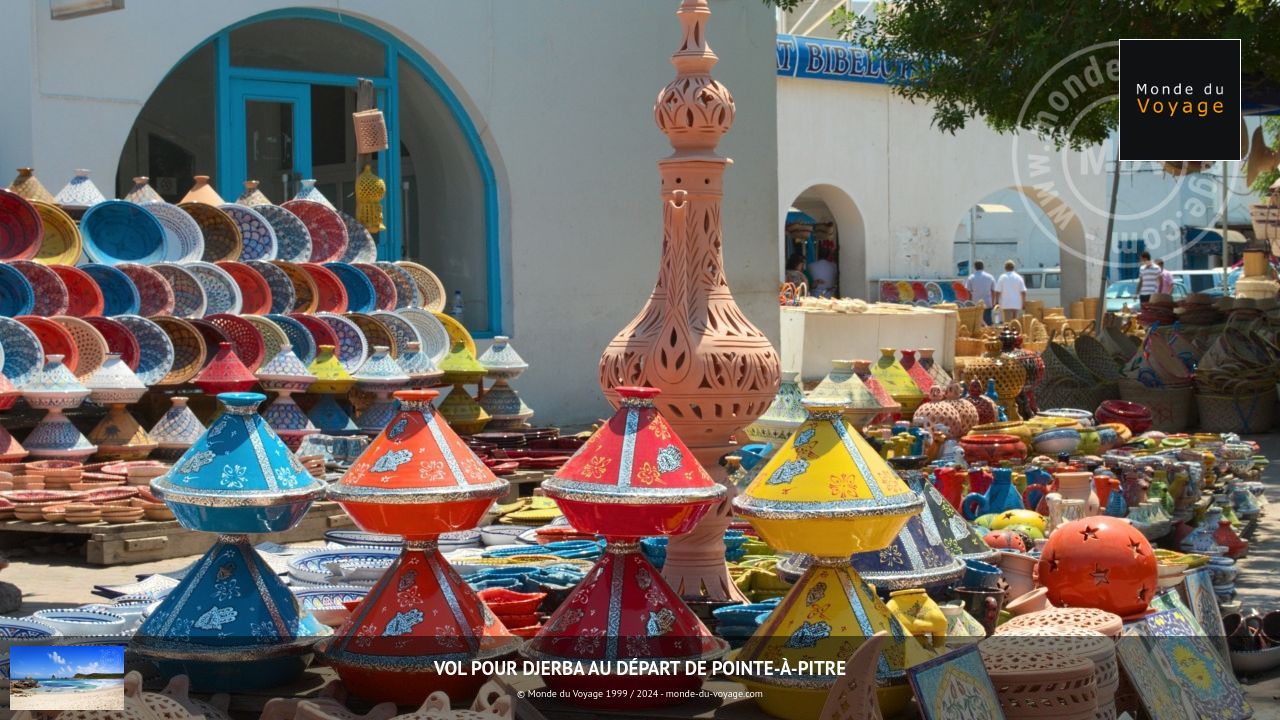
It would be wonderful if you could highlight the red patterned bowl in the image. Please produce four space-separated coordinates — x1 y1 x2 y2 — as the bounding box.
958 433 1028 466
10 260 67 316
0 189 42 261
1094 400 1152 435
282 200 348 263
204 313 266 372
288 313 340 349
215 260 272 315
116 262 175 317
16 316 79 374
84 317 141 370
352 262 398 311
185 318 230 367
270 260 319 313
300 263 348 313
50 265 104 318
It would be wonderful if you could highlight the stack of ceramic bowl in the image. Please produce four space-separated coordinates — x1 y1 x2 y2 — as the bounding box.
477 336 533 430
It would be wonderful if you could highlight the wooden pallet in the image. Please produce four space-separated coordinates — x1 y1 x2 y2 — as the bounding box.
0 501 355 565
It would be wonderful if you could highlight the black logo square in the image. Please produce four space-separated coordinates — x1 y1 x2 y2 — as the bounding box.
1119 38 1240 161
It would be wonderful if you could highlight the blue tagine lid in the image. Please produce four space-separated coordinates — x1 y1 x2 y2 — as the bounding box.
352 346 409 388
151 392 325 534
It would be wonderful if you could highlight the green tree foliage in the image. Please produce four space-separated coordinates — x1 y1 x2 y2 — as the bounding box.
766 0 1280 151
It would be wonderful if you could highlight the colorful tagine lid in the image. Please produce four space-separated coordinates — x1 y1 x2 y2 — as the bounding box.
478 381 533 423
10 167 56 204
308 345 355 394
238 180 272 206
808 360 882 427
194 342 258 395
329 389 508 537
734 399 922 556
149 396 205 450
152 393 324 525
478 335 528 380
124 177 164 204
870 348 925 414
396 341 443 384
255 345 316 393
852 359 902 422
438 341 488 385
23 354 90 409
54 169 106 210
0 369 20 411
293 179 334 208
745 370 807 444
85 353 148 406
180 175 226 205
353 346 409 387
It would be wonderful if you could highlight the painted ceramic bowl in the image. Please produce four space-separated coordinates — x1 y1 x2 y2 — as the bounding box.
50 265 104 317
0 263 35 317
152 262 207 318
353 262 398 311
181 202 242 262
81 200 167 264
30 608 127 636
253 204 311 263
219 203 277 261
291 585 370 627
301 263 348 313
338 210 376 263
138 201 204 263
31 200 81 265
1031 428 1081 455
1095 399 1152 434
183 261 243 316
0 189 44 261
958 433 1027 465
216 261 273 315
117 262 175 317
324 262 376 314
1037 408 1095 427
283 199 348 263
376 261 418 308
206 313 267 372
10 260 68 316
246 259 296 314
84 316 141 371
81 264 141 317
0 316 46 387
266 313 318 365
968 420 1033 448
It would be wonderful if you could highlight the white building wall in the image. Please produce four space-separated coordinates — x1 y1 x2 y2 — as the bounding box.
0 0 780 428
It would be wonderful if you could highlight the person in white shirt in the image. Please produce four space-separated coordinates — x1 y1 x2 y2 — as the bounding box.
965 261 996 325
807 247 837 298
1136 252 1162 304
995 260 1027 321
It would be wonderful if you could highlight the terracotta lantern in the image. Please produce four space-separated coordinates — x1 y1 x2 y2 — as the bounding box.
527 387 729 708
597 0 781 603
733 399 928 720
319 389 517 706
1036 515 1158 620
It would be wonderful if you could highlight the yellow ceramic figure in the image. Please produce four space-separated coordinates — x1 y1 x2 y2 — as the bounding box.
355 164 386 234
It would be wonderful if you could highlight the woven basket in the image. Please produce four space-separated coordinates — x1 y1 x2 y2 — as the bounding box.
1038 377 1114 412
1043 330 1096 385
1118 378 1194 432
1075 334 1123 381
957 305 984 331
1195 391 1277 434
956 326 993 356
353 109 390 154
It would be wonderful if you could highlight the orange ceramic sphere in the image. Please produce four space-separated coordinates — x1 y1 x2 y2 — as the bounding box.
983 529 1028 553
1037 516 1157 619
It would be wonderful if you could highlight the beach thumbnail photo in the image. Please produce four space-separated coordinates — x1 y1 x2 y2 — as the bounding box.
8 645 124 711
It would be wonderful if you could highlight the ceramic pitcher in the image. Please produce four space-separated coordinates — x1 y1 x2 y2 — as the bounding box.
962 467 1024 521
886 588 947 649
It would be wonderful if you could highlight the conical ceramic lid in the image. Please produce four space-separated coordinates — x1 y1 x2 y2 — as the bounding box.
149 396 205 448
478 380 533 420
89 405 155 454
152 392 324 508
54 169 106 209
0 370 20 411
256 345 316 391
124 177 164 204
238 180 272 206
135 536 318 659
733 400 922 556
852 359 902 421
437 384 490 433
478 336 527 379
542 386 725 505
748 371 807 436
397 341 443 384
526 549 726 663
25 412 95 458
870 348 924 412
10 168 56 204
308 345 355 394
808 360 882 426
307 394 360 434
438 341 487 385
194 342 258 395
23 355 90 407
263 396 318 446
321 542 518 670
353 346 409 385
292 179 334 209
180 175 226 205
85 353 148 405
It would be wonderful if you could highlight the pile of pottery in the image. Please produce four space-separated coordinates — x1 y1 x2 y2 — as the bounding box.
1191 321 1280 433
1118 324 1196 431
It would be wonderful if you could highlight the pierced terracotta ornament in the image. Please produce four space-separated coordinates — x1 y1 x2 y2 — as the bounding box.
1037 516 1158 620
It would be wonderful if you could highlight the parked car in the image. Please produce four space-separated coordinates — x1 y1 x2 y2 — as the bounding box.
1104 279 1189 312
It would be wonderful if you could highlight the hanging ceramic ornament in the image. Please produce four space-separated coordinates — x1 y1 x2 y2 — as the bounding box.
257 345 318 450
352 346 409 435
527 387 729 708
149 396 205 462
307 345 358 435
355 165 386 234
23 354 96 461
478 336 533 430
807 359 882 428
320 389 516 705
86 353 156 461
437 341 490 434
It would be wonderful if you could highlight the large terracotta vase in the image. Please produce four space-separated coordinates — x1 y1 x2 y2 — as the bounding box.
597 0 780 603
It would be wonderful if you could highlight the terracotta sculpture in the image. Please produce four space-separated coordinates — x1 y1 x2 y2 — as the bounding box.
597 0 780 602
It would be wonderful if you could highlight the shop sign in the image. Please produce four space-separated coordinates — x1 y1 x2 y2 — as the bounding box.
776 34 915 85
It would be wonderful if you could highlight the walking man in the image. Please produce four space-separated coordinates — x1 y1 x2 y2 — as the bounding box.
965 261 996 325
1137 252 1161 305
995 260 1027 322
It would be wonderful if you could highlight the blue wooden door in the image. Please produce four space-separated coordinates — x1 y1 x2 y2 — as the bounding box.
227 79 312 204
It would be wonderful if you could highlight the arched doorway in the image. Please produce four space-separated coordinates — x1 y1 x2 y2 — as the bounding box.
114 10 503 335
784 184 866 298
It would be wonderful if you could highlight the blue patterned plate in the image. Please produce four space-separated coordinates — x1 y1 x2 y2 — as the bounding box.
220 204 278 261
114 315 175 385
369 310 422 357
80 200 167 264
0 264 35 317
338 210 377 264
265 313 317 366
291 584 369 623
153 262 207 318
315 312 368 373
80 264 140 317
375 261 419 309
287 548 399 586
141 201 204 263
183 261 242 316
0 616 59 640
322 262 376 314
247 260 296 314
0 316 43 387
253 204 312 263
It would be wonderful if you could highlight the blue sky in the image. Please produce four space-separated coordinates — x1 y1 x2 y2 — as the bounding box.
10 646 124 678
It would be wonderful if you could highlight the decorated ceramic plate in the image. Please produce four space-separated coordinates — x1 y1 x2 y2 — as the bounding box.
83 316 140 371
352 262 397 311
287 548 399 586
369 310 422 357
116 262 175 318
151 263 206 319
140 201 203 263
324 262 376 314
151 316 206 386
181 203 242 262
265 313 317 366
215 260 272 315
395 308 450 364
185 318 229 368
315 312 368 374
271 261 319 313
17 316 79 379
343 313 395 355
338 209 377 264
183 261 242 316
300 262 348 313
10 260 68 317
0 263 35 318
375 261 418 309
31 200 81 266
287 313 340 355
81 264 140 317
241 315 290 368
49 316 108 382
113 315 175 386
291 584 370 624
395 261 446 312
0 316 44 387
205 313 267 372
432 310 477 357
81 200 167 264
218 203 277 261
253 204 311 263
282 199 348 264
49 266 102 318
246 260 296 315
0 188 43 262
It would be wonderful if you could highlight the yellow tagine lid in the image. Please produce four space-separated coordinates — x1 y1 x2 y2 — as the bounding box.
807 359 882 427
870 348 925 411
733 399 922 556
307 345 354 394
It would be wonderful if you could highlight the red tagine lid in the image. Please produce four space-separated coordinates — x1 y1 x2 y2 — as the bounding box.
541 386 725 506
192 342 258 395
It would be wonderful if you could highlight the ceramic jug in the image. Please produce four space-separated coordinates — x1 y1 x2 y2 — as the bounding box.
998 551 1039 600
932 467 964 512
953 587 1002 636
1044 492 1066 533
1103 479 1128 517
962 467 1023 521
886 589 947 649
939 603 986 646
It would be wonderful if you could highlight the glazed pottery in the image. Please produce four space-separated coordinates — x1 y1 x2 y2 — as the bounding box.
81 200 167 264
1031 427 1081 455
899 349 935 394
193 342 258 394
745 370 807 444
808 359 882 427
1024 470 1099 516
1037 516 1157 619
962 467 1024 521
478 379 534 430
957 433 1026 467
1095 399 1152 434
23 356 95 460
939 602 986 646
961 559 1002 590
352 346 410 435
852 358 902 423
1005 587 1051 616
477 335 528 379
149 396 205 462
258 345 319 450
396 340 443 388
953 587 1003 636
180 175 226 205
961 378 999 425
886 588 947 648
54 169 106 211
10 167 56 204
307 344 354 394
85 353 154 460
932 467 964 511
1214 519 1248 559
870 348 925 416
998 551 1039 600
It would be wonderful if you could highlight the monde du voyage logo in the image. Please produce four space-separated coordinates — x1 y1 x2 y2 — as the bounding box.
1119 39 1241 161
